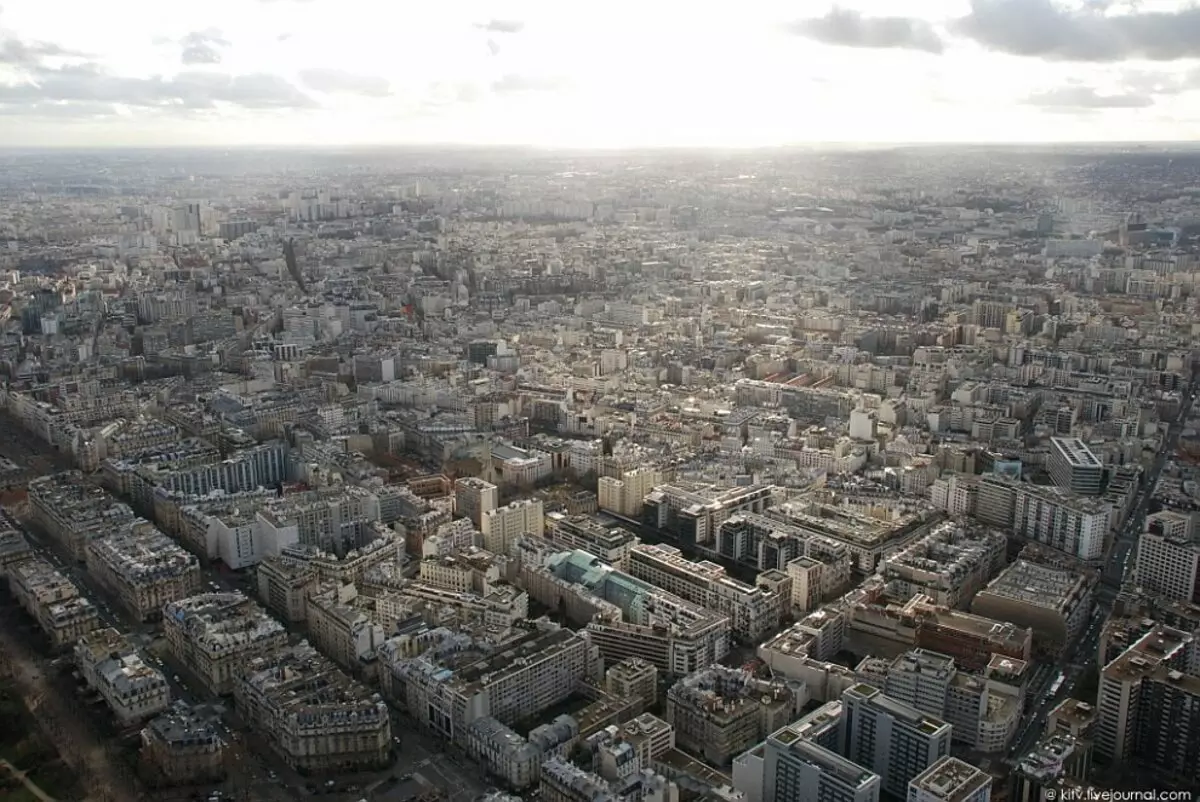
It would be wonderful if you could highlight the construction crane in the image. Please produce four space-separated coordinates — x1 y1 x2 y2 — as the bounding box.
283 238 307 294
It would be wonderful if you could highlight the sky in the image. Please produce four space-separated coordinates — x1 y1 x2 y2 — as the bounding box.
2 0 1200 147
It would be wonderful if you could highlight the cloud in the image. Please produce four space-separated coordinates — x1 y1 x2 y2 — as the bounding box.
0 64 317 111
785 7 945 54
487 38 501 57
475 19 524 34
180 29 229 65
0 101 118 119
1025 85 1153 109
955 0 1200 61
298 68 390 96
0 38 88 68
491 74 566 94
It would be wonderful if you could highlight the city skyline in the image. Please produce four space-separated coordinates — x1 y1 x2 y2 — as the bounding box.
4 0 1200 147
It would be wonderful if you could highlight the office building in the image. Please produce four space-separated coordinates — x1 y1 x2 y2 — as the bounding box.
235 641 391 772
840 684 951 799
545 512 639 569
1048 437 1103 496
907 757 991 802
1137 512 1200 604
162 592 287 695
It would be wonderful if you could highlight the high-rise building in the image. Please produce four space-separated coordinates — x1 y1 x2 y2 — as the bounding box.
1136 512 1200 605
1047 437 1103 496
455 477 498 528
481 498 544 556
750 703 881 802
839 684 951 799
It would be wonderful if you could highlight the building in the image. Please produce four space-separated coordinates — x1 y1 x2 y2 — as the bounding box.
971 560 1094 654
975 475 1110 561
162 592 287 695
545 512 639 569
665 666 797 766
840 684 951 799
235 641 391 773
0 514 32 580
1010 734 1091 802
1095 626 1198 776
738 703 881 802
256 556 317 623
629 543 782 644
456 477 498 528
465 717 541 790
1136 512 1200 604
606 657 659 711
28 472 137 560
75 627 171 725
85 519 201 621
9 557 100 648
1048 437 1103 496
140 703 226 786
880 522 1005 609
481 498 544 555
907 757 991 802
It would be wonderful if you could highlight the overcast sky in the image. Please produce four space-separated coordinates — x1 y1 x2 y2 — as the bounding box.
2 0 1200 147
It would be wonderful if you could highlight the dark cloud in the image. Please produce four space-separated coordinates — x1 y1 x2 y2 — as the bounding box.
490 74 565 93
475 20 524 34
180 29 229 65
0 38 88 67
0 64 317 110
298 68 390 96
956 0 1200 61
1025 85 1153 109
784 7 945 54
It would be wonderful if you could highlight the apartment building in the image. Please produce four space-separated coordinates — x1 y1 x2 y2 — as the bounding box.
1095 626 1197 772
86 519 201 621
255 485 381 555
971 560 1094 653
597 466 663 519
140 703 226 786
629 543 780 644
235 642 391 773
76 627 170 724
605 657 659 711
481 498 544 555
665 666 797 766
455 477 498 527
1137 512 1200 604
387 625 596 743
9 557 100 648
465 717 541 790
643 482 772 548
28 472 137 560
976 475 1109 561
304 582 386 672
0 514 32 579
256 556 317 622
162 592 287 695
880 522 1005 609
840 684 952 799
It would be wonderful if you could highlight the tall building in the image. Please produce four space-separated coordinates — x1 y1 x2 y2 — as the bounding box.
481 498 544 556
839 684 951 799
1136 512 1200 604
975 475 1109 561
907 757 992 802
455 477 498 528
1095 626 1195 769
1047 437 1103 496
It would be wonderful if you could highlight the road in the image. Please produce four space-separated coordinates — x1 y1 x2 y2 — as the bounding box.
1007 385 1196 762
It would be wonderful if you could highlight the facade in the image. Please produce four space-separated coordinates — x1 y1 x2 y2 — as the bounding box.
75 627 171 725
975 476 1109 561
85 519 201 621
1047 437 1103 496
840 684 952 799
481 498 544 555
162 592 287 695
1136 512 1200 605
235 641 391 773
466 716 541 790
9 557 100 648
